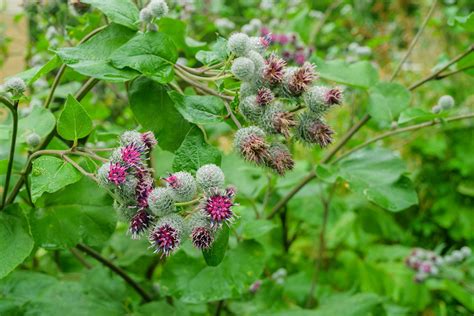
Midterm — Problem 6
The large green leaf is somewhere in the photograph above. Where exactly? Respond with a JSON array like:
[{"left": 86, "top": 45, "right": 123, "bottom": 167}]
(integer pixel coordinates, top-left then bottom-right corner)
[
  {"left": 196, "top": 37, "right": 228, "bottom": 65},
  {"left": 172, "top": 126, "right": 222, "bottom": 173},
  {"left": 169, "top": 91, "right": 226, "bottom": 125},
  {"left": 18, "top": 107, "right": 55, "bottom": 143},
  {"left": 334, "top": 148, "right": 418, "bottom": 211},
  {"left": 111, "top": 32, "right": 178, "bottom": 83},
  {"left": 57, "top": 95, "right": 93, "bottom": 142},
  {"left": 0, "top": 205, "right": 34, "bottom": 278},
  {"left": 30, "top": 156, "right": 82, "bottom": 203},
  {"left": 128, "top": 77, "right": 191, "bottom": 152},
  {"left": 56, "top": 24, "right": 138, "bottom": 82},
  {"left": 202, "top": 225, "right": 229, "bottom": 266},
  {"left": 312, "top": 57, "right": 379, "bottom": 89},
  {"left": 30, "top": 178, "right": 116, "bottom": 249},
  {"left": 81, "top": 0, "right": 139, "bottom": 30},
  {"left": 368, "top": 82, "right": 411, "bottom": 127}
]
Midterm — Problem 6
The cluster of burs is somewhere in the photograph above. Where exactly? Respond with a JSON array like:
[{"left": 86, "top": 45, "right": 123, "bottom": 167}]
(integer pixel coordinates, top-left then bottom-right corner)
[
  {"left": 405, "top": 246, "right": 472, "bottom": 283},
  {"left": 228, "top": 32, "right": 343, "bottom": 176},
  {"left": 97, "top": 131, "right": 236, "bottom": 257}
]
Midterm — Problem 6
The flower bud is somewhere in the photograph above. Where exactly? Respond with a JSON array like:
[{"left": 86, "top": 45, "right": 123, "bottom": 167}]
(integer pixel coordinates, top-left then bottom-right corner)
[
  {"left": 113, "top": 201, "right": 136, "bottom": 222},
  {"left": 120, "top": 131, "right": 145, "bottom": 148},
  {"left": 304, "top": 86, "right": 342, "bottom": 114},
  {"left": 148, "top": 187, "right": 176, "bottom": 216},
  {"left": 285, "top": 62, "right": 316, "bottom": 96},
  {"left": 297, "top": 113, "right": 334, "bottom": 148},
  {"left": 260, "top": 103, "right": 296, "bottom": 137},
  {"left": 452, "top": 250, "right": 464, "bottom": 262},
  {"left": 266, "top": 143, "right": 294, "bottom": 175},
  {"left": 239, "top": 96, "right": 264, "bottom": 123},
  {"left": 231, "top": 57, "right": 255, "bottom": 81},
  {"left": 129, "top": 209, "right": 153, "bottom": 239},
  {"left": 256, "top": 87, "right": 274, "bottom": 106},
  {"left": 246, "top": 50, "right": 265, "bottom": 74},
  {"left": 196, "top": 164, "right": 225, "bottom": 193},
  {"left": 249, "top": 37, "right": 267, "bottom": 54},
  {"left": 240, "top": 81, "right": 258, "bottom": 99},
  {"left": 164, "top": 171, "right": 197, "bottom": 202},
  {"left": 227, "top": 32, "right": 251, "bottom": 57},
  {"left": 4, "top": 77, "right": 26, "bottom": 97},
  {"left": 188, "top": 211, "right": 214, "bottom": 249},
  {"left": 438, "top": 95, "right": 455, "bottom": 110},
  {"left": 414, "top": 272, "right": 427, "bottom": 283},
  {"left": 234, "top": 126, "right": 270, "bottom": 164},
  {"left": 200, "top": 188, "right": 236, "bottom": 227},
  {"left": 148, "top": 0, "right": 168, "bottom": 19},
  {"left": 118, "top": 176, "right": 139, "bottom": 201},
  {"left": 139, "top": 7, "right": 153, "bottom": 22},
  {"left": 431, "top": 105, "right": 442, "bottom": 114},
  {"left": 263, "top": 54, "right": 286, "bottom": 85},
  {"left": 460, "top": 246, "right": 472, "bottom": 258},
  {"left": 141, "top": 131, "right": 157, "bottom": 150},
  {"left": 26, "top": 132, "right": 41, "bottom": 148},
  {"left": 149, "top": 213, "right": 184, "bottom": 256}
]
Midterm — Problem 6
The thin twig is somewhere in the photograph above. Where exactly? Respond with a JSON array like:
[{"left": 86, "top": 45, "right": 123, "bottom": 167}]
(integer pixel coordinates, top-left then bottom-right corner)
[
  {"left": 308, "top": 0, "right": 342, "bottom": 47},
  {"left": 76, "top": 243, "right": 152, "bottom": 302},
  {"left": 224, "top": 101, "right": 242, "bottom": 128},
  {"left": 1, "top": 100, "right": 18, "bottom": 210},
  {"left": 434, "top": 64, "right": 474, "bottom": 80},
  {"left": 175, "top": 67, "right": 234, "bottom": 101}
]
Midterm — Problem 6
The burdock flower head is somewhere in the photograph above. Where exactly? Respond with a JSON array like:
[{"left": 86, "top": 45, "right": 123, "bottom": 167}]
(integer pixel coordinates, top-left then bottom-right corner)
[
  {"left": 147, "top": 187, "right": 176, "bottom": 217},
  {"left": 188, "top": 211, "right": 214, "bottom": 249},
  {"left": 121, "top": 144, "right": 143, "bottom": 167},
  {"left": 149, "top": 214, "right": 184, "bottom": 256},
  {"left": 234, "top": 126, "right": 270, "bottom": 164},
  {"left": 266, "top": 143, "right": 294, "bottom": 175},
  {"left": 256, "top": 87, "right": 274, "bottom": 106},
  {"left": 164, "top": 171, "right": 197, "bottom": 202},
  {"left": 231, "top": 57, "right": 256, "bottom": 81},
  {"left": 261, "top": 103, "right": 296, "bottom": 137},
  {"left": 263, "top": 54, "right": 286, "bottom": 85},
  {"left": 196, "top": 164, "right": 225, "bottom": 193},
  {"left": 304, "top": 86, "right": 343, "bottom": 114},
  {"left": 201, "top": 187, "right": 236, "bottom": 227},
  {"left": 227, "top": 32, "right": 251, "bottom": 57},
  {"left": 141, "top": 131, "right": 157, "bottom": 150},
  {"left": 297, "top": 113, "right": 334, "bottom": 148},
  {"left": 286, "top": 62, "right": 316, "bottom": 96},
  {"left": 4, "top": 77, "right": 26, "bottom": 97},
  {"left": 129, "top": 209, "right": 154, "bottom": 239},
  {"left": 239, "top": 96, "right": 265, "bottom": 123},
  {"left": 135, "top": 167, "right": 154, "bottom": 208},
  {"left": 108, "top": 162, "right": 127, "bottom": 185}
]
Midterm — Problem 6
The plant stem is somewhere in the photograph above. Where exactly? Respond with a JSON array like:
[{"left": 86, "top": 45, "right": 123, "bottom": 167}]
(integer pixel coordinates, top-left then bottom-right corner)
[
  {"left": 308, "top": 0, "right": 342, "bottom": 47},
  {"left": 334, "top": 112, "right": 474, "bottom": 163},
  {"left": 1, "top": 100, "right": 19, "bottom": 210},
  {"left": 175, "top": 67, "right": 234, "bottom": 101},
  {"left": 76, "top": 243, "right": 152, "bottom": 302},
  {"left": 175, "top": 197, "right": 201, "bottom": 207},
  {"left": 44, "top": 64, "right": 66, "bottom": 109},
  {"left": 435, "top": 65, "right": 474, "bottom": 80},
  {"left": 224, "top": 101, "right": 242, "bottom": 128},
  {"left": 70, "top": 248, "right": 93, "bottom": 269}
]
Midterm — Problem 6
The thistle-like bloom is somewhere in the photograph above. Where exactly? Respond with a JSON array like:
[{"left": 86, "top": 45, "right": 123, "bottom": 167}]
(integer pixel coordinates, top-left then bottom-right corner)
[
  {"left": 263, "top": 54, "right": 286, "bottom": 85},
  {"left": 234, "top": 126, "right": 270, "bottom": 165},
  {"left": 191, "top": 227, "right": 214, "bottom": 249},
  {"left": 266, "top": 143, "right": 294, "bottom": 175},
  {"left": 141, "top": 131, "right": 157, "bottom": 150},
  {"left": 164, "top": 171, "right": 197, "bottom": 202},
  {"left": 261, "top": 104, "right": 296, "bottom": 137},
  {"left": 196, "top": 164, "right": 225, "bottom": 193},
  {"left": 227, "top": 32, "right": 251, "bottom": 57},
  {"left": 297, "top": 114, "right": 334, "bottom": 148},
  {"left": 147, "top": 187, "right": 176, "bottom": 216},
  {"left": 149, "top": 214, "right": 184, "bottom": 256},
  {"left": 304, "top": 86, "right": 343, "bottom": 114},
  {"left": 108, "top": 163, "right": 127, "bottom": 185},
  {"left": 325, "top": 88, "right": 343, "bottom": 106},
  {"left": 135, "top": 167, "right": 154, "bottom": 208},
  {"left": 129, "top": 209, "right": 153, "bottom": 239},
  {"left": 256, "top": 87, "right": 274, "bottom": 106},
  {"left": 287, "top": 62, "right": 316, "bottom": 96},
  {"left": 201, "top": 188, "right": 236, "bottom": 226},
  {"left": 121, "top": 144, "right": 142, "bottom": 166}
]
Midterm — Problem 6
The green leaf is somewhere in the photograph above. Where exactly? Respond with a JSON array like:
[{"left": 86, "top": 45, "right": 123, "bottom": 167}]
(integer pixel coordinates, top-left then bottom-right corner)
[
  {"left": 312, "top": 57, "right": 379, "bottom": 89},
  {"left": 81, "top": 0, "right": 139, "bottom": 30},
  {"left": 31, "top": 178, "right": 117, "bottom": 249},
  {"left": 56, "top": 24, "right": 138, "bottom": 82},
  {"left": 0, "top": 205, "right": 34, "bottom": 278},
  {"left": 128, "top": 77, "right": 191, "bottom": 152},
  {"left": 203, "top": 225, "right": 229, "bottom": 266},
  {"left": 368, "top": 82, "right": 411, "bottom": 127},
  {"left": 18, "top": 107, "right": 55, "bottom": 143},
  {"left": 241, "top": 219, "right": 277, "bottom": 239},
  {"left": 8, "top": 56, "right": 60, "bottom": 85},
  {"left": 398, "top": 107, "right": 440, "bottom": 125},
  {"left": 196, "top": 37, "right": 228, "bottom": 65},
  {"left": 172, "top": 126, "right": 222, "bottom": 173},
  {"left": 57, "top": 95, "right": 93, "bottom": 142},
  {"left": 169, "top": 91, "right": 226, "bottom": 124},
  {"left": 335, "top": 148, "right": 418, "bottom": 211},
  {"left": 444, "top": 279, "right": 474, "bottom": 311},
  {"left": 30, "top": 156, "right": 82, "bottom": 203},
  {"left": 111, "top": 32, "right": 178, "bottom": 83}
]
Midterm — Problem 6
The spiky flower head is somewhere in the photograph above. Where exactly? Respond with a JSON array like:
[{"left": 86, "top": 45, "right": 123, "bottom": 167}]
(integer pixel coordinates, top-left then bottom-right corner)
[
  {"left": 135, "top": 167, "right": 154, "bottom": 208},
  {"left": 121, "top": 144, "right": 143, "bottom": 167},
  {"left": 246, "top": 50, "right": 265, "bottom": 74},
  {"left": 249, "top": 36, "right": 269, "bottom": 54},
  {"left": 119, "top": 131, "right": 145, "bottom": 149},
  {"left": 227, "top": 32, "right": 251, "bottom": 57},
  {"left": 297, "top": 113, "right": 334, "bottom": 148},
  {"left": 286, "top": 62, "right": 316, "bottom": 96},
  {"left": 114, "top": 201, "right": 137, "bottom": 222},
  {"left": 240, "top": 81, "right": 258, "bottom": 99},
  {"left": 438, "top": 95, "right": 455, "bottom": 110},
  {"left": 149, "top": 214, "right": 184, "bottom": 256},
  {"left": 164, "top": 171, "right": 197, "bottom": 202},
  {"left": 129, "top": 209, "right": 154, "bottom": 239},
  {"left": 108, "top": 162, "right": 128, "bottom": 185},
  {"left": 188, "top": 211, "right": 214, "bottom": 249},
  {"left": 4, "top": 77, "right": 26, "bottom": 97},
  {"left": 231, "top": 57, "right": 255, "bottom": 81},
  {"left": 148, "top": 0, "right": 168, "bottom": 18},
  {"left": 26, "top": 132, "right": 41, "bottom": 148},
  {"left": 261, "top": 103, "right": 296, "bottom": 137},
  {"left": 148, "top": 187, "right": 176, "bottom": 217},
  {"left": 234, "top": 126, "right": 270, "bottom": 164},
  {"left": 239, "top": 96, "right": 264, "bottom": 123},
  {"left": 266, "top": 143, "right": 294, "bottom": 175},
  {"left": 201, "top": 188, "right": 236, "bottom": 227},
  {"left": 263, "top": 54, "right": 286, "bottom": 85},
  {"left": 139, "top": 7, "right": 153, "bottom": 22},
  {"left": 256, "top": 87, "right": 274, "bottom": 106},
  {"left": 97, "top": 163, "right": 112, "bottom": 187},
  {"left": 141, "top": 131, "right": 157, "bottom": 150},
  {"left": 304, "top": 86, "right": 343, "bottom": 114},
  {"left": 196, "top": 164, "right": 225, "bottom": 193},
  {"left": 118, "top": 176, "right": 139, "bottom": 201}
]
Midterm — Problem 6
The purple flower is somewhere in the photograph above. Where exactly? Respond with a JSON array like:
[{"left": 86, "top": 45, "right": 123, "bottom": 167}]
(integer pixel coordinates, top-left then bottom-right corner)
[
  {"left": 202, "top": 189, "right": 236, "bottom": 226},
  {"left": 129, "top": 210, "right": 153, "bottom": 239},
  {"left": 149, "top": 224, "right": 180, "bottom": 257},
  {"left": 191, "top": 227, "right": 214, "bottom": 249},
  {"left": 135, "top": 168, "right": 154, "bottom": 208},
  {"left": 264, "top": 54, "right": 287, "bottom": 85},
  {"left": 121, "top": 144, "right": 142, "bottom": 166},
  {"left": 141, "top": 131, "right": 157, "bottom": 150},
  {"left": 108, "top": 163, "right": 127, "bottom": 185}
]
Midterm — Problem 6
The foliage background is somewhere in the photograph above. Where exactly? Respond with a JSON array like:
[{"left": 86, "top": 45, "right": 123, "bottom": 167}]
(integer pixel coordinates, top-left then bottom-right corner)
[{"left": 0, "top": 0, "right": 473, "bottom": 315}]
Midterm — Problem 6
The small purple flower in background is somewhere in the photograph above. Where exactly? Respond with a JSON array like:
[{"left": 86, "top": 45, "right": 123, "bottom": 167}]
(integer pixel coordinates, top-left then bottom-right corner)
[
  {"left": 108, "top": 163, "right": 127, "bottom": 185},
  {"left": 249, "top": 280, "right": 262, "bottom": 293}
]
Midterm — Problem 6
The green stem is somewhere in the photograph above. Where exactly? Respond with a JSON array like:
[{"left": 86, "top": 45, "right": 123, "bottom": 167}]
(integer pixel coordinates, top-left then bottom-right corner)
[
  {"left": 175, "top": 197, "right": 201, "bottom": 207},
  {"left": 1, "top": 100, "right": 19, "bottom": 210}
]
